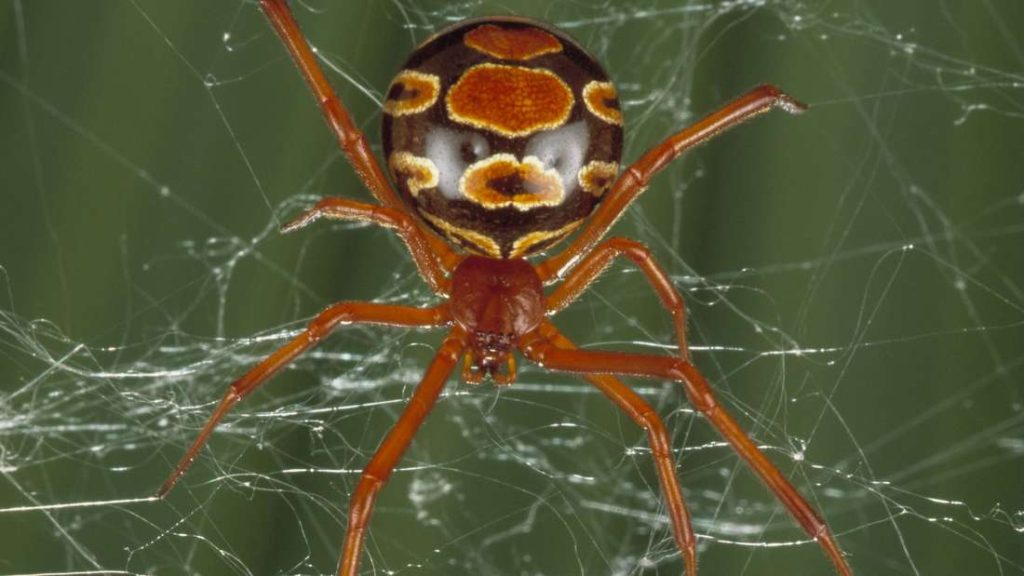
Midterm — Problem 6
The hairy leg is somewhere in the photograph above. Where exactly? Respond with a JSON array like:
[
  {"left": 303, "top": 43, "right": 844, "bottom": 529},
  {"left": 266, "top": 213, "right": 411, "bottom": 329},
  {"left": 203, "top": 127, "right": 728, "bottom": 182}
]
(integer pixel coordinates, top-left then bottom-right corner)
[
  {"left": 539, "top": 85, "right": 806, "bottom": 279},
  {"left": 519, "top": 322, "right": 853, "bottom": 576},
  {"left": 544, "top": 236, "right": 690, "bottom": 359},
  {"left": 260, "top": 0, "right": 404, "bottom": 210},
  {"left": 157, "top": 302, "right": 450, "bottom": 497},
  {"left": 337, "top": 327, "right": 467, "bottom": 576},
  {"left": 283, "top": 197, "right": 458, "bottom": 294},
  {"left": 543, "top": 325, "right": 698, "bottom": 574}
]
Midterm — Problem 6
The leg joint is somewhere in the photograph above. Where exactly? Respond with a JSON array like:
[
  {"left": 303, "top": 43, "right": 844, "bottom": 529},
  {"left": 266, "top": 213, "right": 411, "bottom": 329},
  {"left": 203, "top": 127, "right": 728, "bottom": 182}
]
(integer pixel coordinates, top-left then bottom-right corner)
[
  {"left": 669, "top": 360, "right": 718, "bottom": 413},
  {"left": 307, "top": 302, "right": 357, "bottom": 340},
  {"left": 604, "top": 236, "right": 652, "bottom": 261},
  {"left": 624, "top": 166, "right": 649, "bottom": 189},
  {"left": 338, "top": 125, "right": 370, "bottom": 152},
  {"left": 517, "top": 331, "right": 550, "bottom": 365},
  {"left": 347, "top": 472, "right": 385, "bottom": 529},
  {"left": 637, "top": 406, "right": 673, "bottom": 459}
]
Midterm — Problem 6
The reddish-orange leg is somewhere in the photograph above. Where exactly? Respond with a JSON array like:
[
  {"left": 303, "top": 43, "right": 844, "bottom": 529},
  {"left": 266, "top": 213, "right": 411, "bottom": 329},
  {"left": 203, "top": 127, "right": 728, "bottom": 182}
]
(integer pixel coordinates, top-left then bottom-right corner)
[
  {"left": 156, "top": 302, "right": 450, "bottom": 497},
  {"left": 259, "top": 0, "right": 460, "bottom": 274},
  {"left": 520, "top": 322, "right": 853, "bottom": 576},
  {"left": 260, "top": 0, "right": 401, "bottom": 210},
  {"left": 337, "top": 327, "right": 467, "bottom": 576},
  {"left": 282, "top": 197, "right": 457, "bottom": 293},
  {"left": 543, "top": 328, "right": 698, "bottom": 574},
  {"left": 546, "top": 236, "right": 691, "bottom": 359},
  {"left": 537, "top": 85, "right": 807, "bottom": 281}
]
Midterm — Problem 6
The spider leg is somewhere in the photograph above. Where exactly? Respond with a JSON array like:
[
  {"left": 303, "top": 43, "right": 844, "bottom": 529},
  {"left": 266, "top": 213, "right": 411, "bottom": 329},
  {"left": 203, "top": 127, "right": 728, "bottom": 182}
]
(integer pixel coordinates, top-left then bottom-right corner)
[
  {"left": 538, "top": 85, "right": 807, "bottom": 279},
  {"left": 541, "top": 325, "right": 698, "bottom": 574},
  {"left": 260, "top": 0, "right": 404, "bottom": 210},
  {"left": 545, "top": 237, "right": 690, "bottom": 360},
  {"left": 519, "top": 322, "right": 853, "bottom": 576},
  {"left": 337, "top": 326, "right": 467, "bottom": 576},
  {"left": 282, "top": 197, "right": 458, "bottom": 294},
  {"left": 156, "top": 302, "right": 450, "bottom": 498}
]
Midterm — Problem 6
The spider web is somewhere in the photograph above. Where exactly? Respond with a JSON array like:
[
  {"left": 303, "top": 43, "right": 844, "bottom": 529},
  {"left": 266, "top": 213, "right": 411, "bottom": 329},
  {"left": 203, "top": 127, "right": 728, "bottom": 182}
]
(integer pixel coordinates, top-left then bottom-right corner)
[{"left": 1, "top": 0, "right": 1022, "bottom": 575}]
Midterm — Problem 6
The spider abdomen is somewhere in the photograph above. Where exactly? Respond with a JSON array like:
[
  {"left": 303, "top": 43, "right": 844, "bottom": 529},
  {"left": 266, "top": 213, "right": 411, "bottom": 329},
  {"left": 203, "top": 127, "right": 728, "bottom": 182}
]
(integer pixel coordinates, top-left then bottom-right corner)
[{"left": 382, "top": 17, "right": 623, "bottom": 259}]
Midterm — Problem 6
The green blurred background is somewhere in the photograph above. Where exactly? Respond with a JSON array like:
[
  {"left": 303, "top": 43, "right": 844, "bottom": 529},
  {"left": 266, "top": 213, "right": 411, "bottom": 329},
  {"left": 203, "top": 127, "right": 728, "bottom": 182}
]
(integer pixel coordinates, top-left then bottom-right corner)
[{"left": 1, "top": 1, "right": 1022, "bottom": 575}]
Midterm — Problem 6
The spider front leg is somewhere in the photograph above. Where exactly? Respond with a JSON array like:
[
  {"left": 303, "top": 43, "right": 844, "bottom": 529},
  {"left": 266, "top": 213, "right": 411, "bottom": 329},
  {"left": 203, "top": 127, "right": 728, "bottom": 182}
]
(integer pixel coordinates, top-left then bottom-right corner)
[
  {"left": 337, "top": 327, "right": 467, "bottom": 576},
  {"left": 544, "top": 237, "right": 691, "bottom": 360},
  {"left": 282, "top": 197, "right": 458, "bottom": 294},
  {"left": 540, "top": 85, "right": 807, "bottom": 278},
  {"left": 156, "top": 302, "right": 450, "bottom": 498},
  {"left": 519, "top": 322, "right": 854, "bottom": 576}
]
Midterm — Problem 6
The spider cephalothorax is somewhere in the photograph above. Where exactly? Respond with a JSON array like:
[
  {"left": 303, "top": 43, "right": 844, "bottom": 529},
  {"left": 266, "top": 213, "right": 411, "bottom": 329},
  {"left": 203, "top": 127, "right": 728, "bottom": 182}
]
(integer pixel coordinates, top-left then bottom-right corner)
[
  {"left": 382, "top": 18, "right": 622, "bottom": 259},
  {"left": 450, "top": 256, "right": 544, "bottom": 384},
  {"left": 157, "top": 3, "right": 854, "bottom": 576}
]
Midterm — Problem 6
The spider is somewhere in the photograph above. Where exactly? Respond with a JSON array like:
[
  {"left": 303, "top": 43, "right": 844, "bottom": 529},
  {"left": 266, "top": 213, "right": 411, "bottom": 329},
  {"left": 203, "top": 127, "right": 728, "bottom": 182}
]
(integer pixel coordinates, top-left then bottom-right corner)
[{"left": 157, "top": 2, "right": 853, "bottom": 574}]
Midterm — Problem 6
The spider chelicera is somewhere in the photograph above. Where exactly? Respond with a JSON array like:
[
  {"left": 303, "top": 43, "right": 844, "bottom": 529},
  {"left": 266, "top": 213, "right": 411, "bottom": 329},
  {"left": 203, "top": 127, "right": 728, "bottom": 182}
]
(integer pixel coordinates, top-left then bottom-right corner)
[{"left": 157, "top": 2, "right": 853, "bottom": 574}]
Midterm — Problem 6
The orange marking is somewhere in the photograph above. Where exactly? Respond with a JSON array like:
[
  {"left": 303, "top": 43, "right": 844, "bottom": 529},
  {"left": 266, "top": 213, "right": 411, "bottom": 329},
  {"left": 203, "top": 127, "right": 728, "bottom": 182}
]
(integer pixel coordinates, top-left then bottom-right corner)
[
  {"left": 447, "top": 64, "right": 573, "bottom": 137},
  {"left": 383, "top": 70, "right": 441, "bottom": 116},
  {"left": 460, "top": 154, "right": 564, "bottom": 211},
  {"left": 420, "top": 211, "right": 502, "bottom": 258},
  {"left": 464, "top": 24, "right": 563, "bottom": 61},
  {"left": 389, "top": 151, "right": 439, "bottom": 197},
  {"left": 583, "top": 81, "right": 622, "bottom": 125},
  {"left": 510, "top": 220, "right": 583, "bottom": 258},
  {"left": 578, "top": 161, "right": 619, "bottom": 197}
]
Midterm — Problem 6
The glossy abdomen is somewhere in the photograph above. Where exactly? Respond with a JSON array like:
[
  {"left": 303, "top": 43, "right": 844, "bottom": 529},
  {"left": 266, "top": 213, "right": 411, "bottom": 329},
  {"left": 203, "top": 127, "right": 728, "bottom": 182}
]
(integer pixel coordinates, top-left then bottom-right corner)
[{"left": 382, "top": 17, "right": 623, "bottom": 258}]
